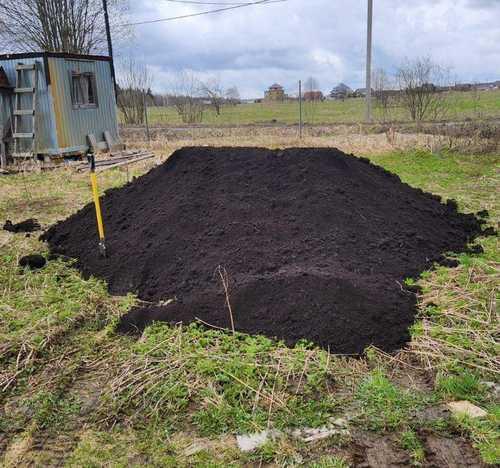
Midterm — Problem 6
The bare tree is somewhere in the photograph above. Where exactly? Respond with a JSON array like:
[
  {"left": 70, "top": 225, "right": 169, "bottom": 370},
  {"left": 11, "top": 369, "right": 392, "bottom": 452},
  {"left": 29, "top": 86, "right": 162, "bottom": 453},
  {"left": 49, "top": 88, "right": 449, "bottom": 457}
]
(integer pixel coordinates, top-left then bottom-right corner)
[
  {"left": 372, "top": 68, "right": 395, "bottom": 122},
  {"left": 0, "top": 0, "right": 129, "bottom": 54},
  {"left": 303, "top": 76, "right": 321, "bottom": 124},
  {"left": 116, "top": 58, "right": 152, "bottom": 125},
  {"left": 304, "top": 76, "right": 320, "bottom": 94},
  {"left": 397, "top": 57, "right": 450, "bottom": 122},
  {"left": 225, "top": 86, "right": 240, "bottom": 105},
  {"left": 202, "top": 78, "right": 224, "bottom": 116},
  {"left": 170, "top": 71, "right": 204, "bottom": 124}
]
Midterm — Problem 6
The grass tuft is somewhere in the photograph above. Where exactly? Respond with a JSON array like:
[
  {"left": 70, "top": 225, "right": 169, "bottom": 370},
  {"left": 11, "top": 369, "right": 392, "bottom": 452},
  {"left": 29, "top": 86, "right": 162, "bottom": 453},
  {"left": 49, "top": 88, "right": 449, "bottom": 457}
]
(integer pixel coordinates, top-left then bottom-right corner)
[{"left": 356, "top": 369, "right": 427, "bottom": 431}]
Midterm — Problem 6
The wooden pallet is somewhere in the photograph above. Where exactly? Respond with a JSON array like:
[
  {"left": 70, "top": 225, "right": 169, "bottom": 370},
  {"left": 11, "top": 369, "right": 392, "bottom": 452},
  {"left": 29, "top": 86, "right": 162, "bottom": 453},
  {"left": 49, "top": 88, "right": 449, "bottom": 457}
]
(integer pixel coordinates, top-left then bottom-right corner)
[
  {"left": 5, "top": 150, "right": 157, "bottom": 173},
  {"left": 73, "top": 150, "right": 157, "bottom": 172}
]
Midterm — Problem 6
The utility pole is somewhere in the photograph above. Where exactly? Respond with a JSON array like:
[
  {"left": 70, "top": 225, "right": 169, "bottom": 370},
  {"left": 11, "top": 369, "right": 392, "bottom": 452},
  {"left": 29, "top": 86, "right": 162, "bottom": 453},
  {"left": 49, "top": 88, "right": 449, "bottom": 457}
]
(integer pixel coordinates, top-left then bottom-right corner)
[
  {"left": 365, "top": 0, "right": 373, "bottom": 122},
  {"left": 299, "top": 80, "right": 303, "bottom": 139},
  {"left": 103, "top": 0, "right": 117, "bottom": 99},
  {"left": 143, "top": 90, "right": 150, "bottom": 143}
]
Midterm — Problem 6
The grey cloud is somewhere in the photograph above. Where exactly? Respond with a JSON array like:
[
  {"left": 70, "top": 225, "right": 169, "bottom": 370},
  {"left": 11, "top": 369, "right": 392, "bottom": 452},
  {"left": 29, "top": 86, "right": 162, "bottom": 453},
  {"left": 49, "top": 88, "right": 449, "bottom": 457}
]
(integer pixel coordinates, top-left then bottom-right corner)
[{"left": 120, "top": 0, "right": 500, "bottom": 98}]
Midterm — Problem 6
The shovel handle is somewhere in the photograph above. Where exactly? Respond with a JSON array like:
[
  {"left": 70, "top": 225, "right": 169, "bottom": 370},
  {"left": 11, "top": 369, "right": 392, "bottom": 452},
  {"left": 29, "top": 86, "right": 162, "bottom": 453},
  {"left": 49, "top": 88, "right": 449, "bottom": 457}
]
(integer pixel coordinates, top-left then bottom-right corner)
[{"left": 88, "top": 154, "right": 105, "bottom": 242}]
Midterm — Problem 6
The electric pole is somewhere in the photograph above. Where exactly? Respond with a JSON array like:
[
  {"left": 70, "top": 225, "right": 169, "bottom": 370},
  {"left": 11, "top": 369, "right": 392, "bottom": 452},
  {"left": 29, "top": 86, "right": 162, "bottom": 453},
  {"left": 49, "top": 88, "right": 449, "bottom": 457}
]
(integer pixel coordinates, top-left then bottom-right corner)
[
  {"left": 365, "top": 0, "right": 373, "bottom": 122},
  {"left": 299, "top": 80, "right": 303, "bottom": 139},
  {"left": 103, "top": 0, "right": 117, "bottom": 99}
]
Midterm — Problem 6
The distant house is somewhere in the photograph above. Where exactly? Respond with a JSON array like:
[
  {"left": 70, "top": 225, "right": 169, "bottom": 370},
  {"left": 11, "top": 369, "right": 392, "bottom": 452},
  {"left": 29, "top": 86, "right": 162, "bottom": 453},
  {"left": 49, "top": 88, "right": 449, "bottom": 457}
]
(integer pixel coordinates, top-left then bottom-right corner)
[
  {"left": 265, "top": 83, "right": 286, "bottom": 101},
  {"left": 452, "top": 81, "right": 500, "bottom": 92},
  {"left": 303, "top": 90, "right": 324, "bottom": 101},
  {"left": 354, "top": 87, "right": 374, "bottom": 97},
  {"left": 474, "top": 81, "right": 500, "bottom": 91},
  {"left": 329, "top": 83, "right": 352, "bottom": 99}
]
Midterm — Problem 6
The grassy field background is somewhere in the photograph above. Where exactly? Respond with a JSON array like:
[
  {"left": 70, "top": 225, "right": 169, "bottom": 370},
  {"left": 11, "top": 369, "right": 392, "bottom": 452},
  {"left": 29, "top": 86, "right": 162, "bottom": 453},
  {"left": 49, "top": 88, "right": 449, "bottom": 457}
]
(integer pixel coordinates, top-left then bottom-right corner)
[
  {"left": 138, "top": 89, "right": 500, "bottom": 126},
  {"left": 0, "top": 140, "right": 499, "bottom": 466}
]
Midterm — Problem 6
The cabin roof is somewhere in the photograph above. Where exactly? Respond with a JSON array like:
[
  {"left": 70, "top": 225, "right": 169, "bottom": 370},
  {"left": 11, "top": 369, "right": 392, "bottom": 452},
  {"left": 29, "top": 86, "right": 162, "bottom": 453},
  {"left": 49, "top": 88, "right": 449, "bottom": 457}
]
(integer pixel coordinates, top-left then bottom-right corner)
[{"left": 0, "top": 52, "right": 111, "bottom": 62}]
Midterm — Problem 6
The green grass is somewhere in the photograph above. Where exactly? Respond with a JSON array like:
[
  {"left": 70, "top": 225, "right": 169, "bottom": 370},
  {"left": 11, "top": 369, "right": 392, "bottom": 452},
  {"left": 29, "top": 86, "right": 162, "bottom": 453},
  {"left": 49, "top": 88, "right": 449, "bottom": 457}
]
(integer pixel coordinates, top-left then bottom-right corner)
[
  {"left": 398, "top": 429, "right": 425, "bottom": 465},
  {"left": 452, "top": 409, "right": 500, "bottom": 465},
  {"left": 435, "top": 371, "right": 488, "bottom": 403},
  {"left": 99, "top": 322, "right": 340, "bottom": 436},
  {"left": 140, "top": 89, "right": 500, "bottom": 126},
  {"left": 308, "top": 455, "right": 350, "bottom": 468},
  {"left": 356, "top": 369, "right": 428, "bottom": 431},
  {"left": 0, "top": 143, "right": 498, "bottom": 465}
]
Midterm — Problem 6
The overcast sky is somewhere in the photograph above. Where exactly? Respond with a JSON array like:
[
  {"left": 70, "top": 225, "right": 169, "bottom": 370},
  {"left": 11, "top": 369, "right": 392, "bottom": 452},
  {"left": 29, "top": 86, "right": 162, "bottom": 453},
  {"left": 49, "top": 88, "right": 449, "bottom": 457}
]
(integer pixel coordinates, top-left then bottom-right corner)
[{"left": 120, "top": 0, "right": 500, "bottom": 98}]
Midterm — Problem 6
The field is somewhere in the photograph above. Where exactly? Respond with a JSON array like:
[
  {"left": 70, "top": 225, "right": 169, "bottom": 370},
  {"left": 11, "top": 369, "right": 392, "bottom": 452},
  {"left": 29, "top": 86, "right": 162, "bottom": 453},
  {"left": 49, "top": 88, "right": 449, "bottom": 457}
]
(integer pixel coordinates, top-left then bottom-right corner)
[
  {"left": 0, "top": 134, "right": 499, "bottom": 466},
  {"left": 140, "top": 90, "right": 500, "bottom": 126}
]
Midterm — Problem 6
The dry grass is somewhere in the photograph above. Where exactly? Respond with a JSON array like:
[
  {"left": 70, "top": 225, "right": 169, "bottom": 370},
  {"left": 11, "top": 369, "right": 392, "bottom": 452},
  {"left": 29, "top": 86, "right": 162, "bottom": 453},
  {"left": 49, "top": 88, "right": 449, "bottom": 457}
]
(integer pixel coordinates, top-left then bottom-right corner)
[
  {"left": 122, "top": 126, "right": 496, "bottom": 160},
  {"left": 411, "top": 245, "right": 499, "bottom": 377}
]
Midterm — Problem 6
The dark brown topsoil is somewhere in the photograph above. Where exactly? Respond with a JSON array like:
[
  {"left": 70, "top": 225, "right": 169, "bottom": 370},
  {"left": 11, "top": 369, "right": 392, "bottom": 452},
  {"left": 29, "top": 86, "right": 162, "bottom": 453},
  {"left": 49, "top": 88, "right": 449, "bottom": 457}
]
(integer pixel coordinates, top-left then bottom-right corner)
[
  {"left": 3, "top": 218, "right": 41, "bottom": 233},
  {"left": 42, "top": 147, "right": 488, "bottom": 354}
]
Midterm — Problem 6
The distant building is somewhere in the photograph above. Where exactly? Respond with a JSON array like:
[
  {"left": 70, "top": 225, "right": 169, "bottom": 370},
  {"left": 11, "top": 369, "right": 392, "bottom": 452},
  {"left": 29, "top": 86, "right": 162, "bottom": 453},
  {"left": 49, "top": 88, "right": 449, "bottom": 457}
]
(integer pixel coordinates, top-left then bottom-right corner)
[
  {"left": 474, "top": 81, "right": 500, "bottom": 91},
  {"left": 265, "top": 83, "right": 286, "bottom": 101},
  {"left": 451, "top": 81, "right": 500, "bottom": 92},
  {"left": 354, "top": 87, "right": 374, "bottom": 97},
  {"left": 329, "top": 83, "right": 352, "bottom": 99},
  {"left": 303, "top": 90, "right": 324, "bottom": 101}
]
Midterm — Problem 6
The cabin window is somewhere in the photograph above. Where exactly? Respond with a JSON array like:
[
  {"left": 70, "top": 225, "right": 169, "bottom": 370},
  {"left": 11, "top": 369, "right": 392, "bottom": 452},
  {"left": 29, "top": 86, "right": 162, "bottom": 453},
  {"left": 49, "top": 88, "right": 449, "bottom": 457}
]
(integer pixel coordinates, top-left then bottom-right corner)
[{"left": 71, "top": 72, "right": 97, "bottom": 108}]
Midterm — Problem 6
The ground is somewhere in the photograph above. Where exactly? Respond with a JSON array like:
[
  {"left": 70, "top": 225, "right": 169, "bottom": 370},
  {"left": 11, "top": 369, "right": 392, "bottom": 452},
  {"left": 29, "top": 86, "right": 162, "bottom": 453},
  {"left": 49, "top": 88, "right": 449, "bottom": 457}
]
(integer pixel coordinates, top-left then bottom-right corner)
[{"left": 0, "top": 132, "right": 498, "bottom": 467}]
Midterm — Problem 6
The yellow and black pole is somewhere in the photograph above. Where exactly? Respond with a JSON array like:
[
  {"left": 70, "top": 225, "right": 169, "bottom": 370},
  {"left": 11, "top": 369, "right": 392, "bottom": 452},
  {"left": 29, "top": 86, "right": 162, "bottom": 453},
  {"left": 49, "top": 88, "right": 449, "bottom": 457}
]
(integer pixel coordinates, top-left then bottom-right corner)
[{"left": 88, "top": 154, "right": 107, "bottom": 257}]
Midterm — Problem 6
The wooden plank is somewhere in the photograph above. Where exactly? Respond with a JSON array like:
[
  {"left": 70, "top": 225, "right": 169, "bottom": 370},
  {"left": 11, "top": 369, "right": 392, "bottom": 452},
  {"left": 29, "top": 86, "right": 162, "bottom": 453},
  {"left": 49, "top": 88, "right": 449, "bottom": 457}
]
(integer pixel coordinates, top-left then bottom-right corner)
[
  {"left": 95, "top": 153, "right": 151, "bottom": 166},
  {"left": 104, "top": 131, "right": 114, "bottom": 151},
  {"left": 74, "top": 152, "right": 154, "bottom": 171},
  {"left": 0, "top": 141, "right": 7, "bottom": 170},
  {"left": 95, "top": 154, "right": 155, "bottom": 172},
  {"left": 87, "top": 133, "right": 98, "bottom": 153}
]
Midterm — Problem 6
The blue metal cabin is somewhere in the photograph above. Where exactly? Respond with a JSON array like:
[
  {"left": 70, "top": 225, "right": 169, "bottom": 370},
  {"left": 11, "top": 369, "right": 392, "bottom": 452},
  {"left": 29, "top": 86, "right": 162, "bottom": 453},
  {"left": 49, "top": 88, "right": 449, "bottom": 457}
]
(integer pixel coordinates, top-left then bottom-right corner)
[{"left": 0, "top": 52, "right": 120, "bottom": 160}]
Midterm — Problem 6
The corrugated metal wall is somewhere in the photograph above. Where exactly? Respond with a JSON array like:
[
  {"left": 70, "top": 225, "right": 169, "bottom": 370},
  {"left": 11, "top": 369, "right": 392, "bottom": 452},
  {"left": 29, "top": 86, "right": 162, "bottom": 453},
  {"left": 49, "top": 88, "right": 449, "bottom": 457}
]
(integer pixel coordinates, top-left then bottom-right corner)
[
  {"left": 0, "top": 57, "right": 57, "bottom": 154},
  {"left": 0, "top": 54, "right": 119, "bottom": 156},
  {"left": 49, "top": 57, "right": 119, "bottom": 154}
]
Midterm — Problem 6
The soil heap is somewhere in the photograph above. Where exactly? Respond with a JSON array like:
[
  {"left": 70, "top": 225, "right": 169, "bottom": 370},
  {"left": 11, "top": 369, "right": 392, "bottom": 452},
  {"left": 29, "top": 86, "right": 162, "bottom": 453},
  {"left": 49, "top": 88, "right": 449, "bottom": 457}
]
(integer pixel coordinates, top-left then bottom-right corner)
[{"left": 42, "top": 147, "right": 486, "bottom": 354}]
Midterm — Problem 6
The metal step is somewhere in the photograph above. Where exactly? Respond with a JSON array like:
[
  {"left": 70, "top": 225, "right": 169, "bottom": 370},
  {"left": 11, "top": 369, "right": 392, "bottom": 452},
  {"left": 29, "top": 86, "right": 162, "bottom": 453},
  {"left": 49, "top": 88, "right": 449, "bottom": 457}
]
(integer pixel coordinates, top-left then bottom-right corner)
[
  {"left": 14, "top": 109, "right": 35, "bottom": 116},
  {"left": 13, "top": 133, "right": 34, "bottom": 138},
  {"left": 16, "top": 64, "right": 36, "bottom": 71},
  {"left": 14, "top": 87, "right": 35, "bottom": 93}
]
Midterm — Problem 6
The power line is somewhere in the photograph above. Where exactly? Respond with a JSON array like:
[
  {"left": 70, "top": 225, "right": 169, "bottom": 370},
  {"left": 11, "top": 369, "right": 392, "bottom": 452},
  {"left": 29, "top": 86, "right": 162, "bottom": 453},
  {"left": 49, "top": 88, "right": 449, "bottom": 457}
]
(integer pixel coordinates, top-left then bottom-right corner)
[
  {"left": 124, "top": 0, "right": 287, "bottom": 26},
  {"left": 161, "top": 0, "right": 283, "bottom": 4}
]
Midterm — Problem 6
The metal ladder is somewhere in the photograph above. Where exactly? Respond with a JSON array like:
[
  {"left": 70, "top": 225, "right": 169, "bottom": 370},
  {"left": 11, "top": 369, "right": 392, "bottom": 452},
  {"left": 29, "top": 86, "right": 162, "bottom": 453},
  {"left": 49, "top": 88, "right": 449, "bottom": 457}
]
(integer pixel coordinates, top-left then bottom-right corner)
[{"left": 13, "top": 63, "right": 38, "bottom": 159}]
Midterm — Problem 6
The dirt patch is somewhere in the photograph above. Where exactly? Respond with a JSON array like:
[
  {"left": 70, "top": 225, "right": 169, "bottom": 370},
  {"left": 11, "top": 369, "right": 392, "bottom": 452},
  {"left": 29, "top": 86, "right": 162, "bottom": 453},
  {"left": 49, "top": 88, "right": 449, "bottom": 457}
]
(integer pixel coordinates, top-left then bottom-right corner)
[
  {"left": 42, "top": 147, "right": 487, "bottom": 354},
  {"left": 3, "top": 218, "right": 41, "bottom": 233},
  {"left": 423, "top": 433, "right": 486, "bottom": 467}
]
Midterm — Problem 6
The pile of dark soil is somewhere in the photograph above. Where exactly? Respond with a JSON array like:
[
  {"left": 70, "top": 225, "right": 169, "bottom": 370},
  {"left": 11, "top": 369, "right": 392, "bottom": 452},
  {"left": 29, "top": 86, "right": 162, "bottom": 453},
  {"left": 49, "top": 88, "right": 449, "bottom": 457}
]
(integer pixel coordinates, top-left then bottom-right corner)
[
  {"left": 4, "top": 218, "right": 41, "bottom": 233},
  {"left": 42, "top": 147, "right": 488, "bottom": 354}
]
